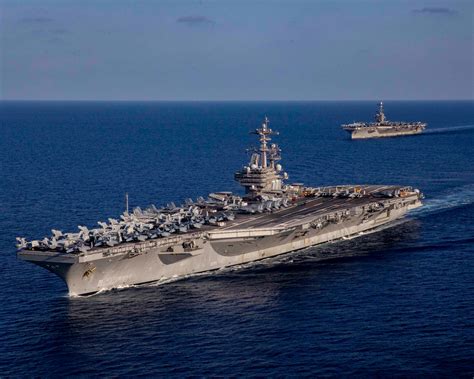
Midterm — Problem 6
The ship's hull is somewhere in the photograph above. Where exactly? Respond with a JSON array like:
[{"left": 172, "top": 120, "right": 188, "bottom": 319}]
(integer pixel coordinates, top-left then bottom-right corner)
[
  {"left": 346, "top": 127, "right": 424, "bottom": 139},
  {"left": 19, "top": 193, "right": 422, "bottom": 296}
]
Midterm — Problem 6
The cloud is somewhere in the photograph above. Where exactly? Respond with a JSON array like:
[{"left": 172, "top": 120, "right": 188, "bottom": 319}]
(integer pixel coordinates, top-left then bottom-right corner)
[
  {"left": 176, "top": 16, "right": 214, "bottom": 26},
  {"left": 19, "top": 16, "right": 54, "bottom": 24},
  {"left": 412, "top": 7, "right": 457, "bottom": 15}
]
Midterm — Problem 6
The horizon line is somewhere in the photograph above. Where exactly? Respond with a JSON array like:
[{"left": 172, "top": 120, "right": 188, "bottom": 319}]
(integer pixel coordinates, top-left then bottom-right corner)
[{"left": 1, "top": 98, "right": 473, "bottom": 102}]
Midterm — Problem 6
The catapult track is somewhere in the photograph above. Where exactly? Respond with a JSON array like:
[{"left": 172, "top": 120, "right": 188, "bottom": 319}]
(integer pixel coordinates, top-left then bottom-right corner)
[{"left": 224, "top": 185, "right": 401, "bottom": 230}]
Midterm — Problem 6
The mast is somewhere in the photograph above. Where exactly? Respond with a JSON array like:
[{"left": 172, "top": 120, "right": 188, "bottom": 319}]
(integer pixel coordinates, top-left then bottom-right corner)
[
  {"left": 254, "top": 116, "right": 277, "bottom": 169},
  {"left": 376, "top": 101, "right": 386, "bottom": 123}
]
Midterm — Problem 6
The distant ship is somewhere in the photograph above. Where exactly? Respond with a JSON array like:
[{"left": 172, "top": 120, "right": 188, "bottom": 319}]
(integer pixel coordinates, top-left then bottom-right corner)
[
  {"left": 17, "top": 117, "right": 423, "bottom": 296},
  {"left": 342, "top": 102, "right": 427, "bottom": 139}
]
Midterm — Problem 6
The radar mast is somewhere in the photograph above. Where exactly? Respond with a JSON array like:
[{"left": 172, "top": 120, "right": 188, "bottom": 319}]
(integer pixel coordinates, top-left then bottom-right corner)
[
  {"left": 375, "top": 101, "right": 386, "bottom": 123},
  {"left": 253, "top": 116, "right": 278, "bottom": 169}
]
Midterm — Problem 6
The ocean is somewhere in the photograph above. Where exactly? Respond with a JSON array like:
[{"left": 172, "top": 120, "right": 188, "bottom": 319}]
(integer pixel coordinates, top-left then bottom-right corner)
[{"left": 0, "top": 101, "right": 473, "bottom": 376}]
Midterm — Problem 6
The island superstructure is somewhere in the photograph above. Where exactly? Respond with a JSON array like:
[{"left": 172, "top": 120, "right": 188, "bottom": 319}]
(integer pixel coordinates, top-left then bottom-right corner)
[
  {"left": 342, "top": 102, "right": 427, "bottom": 139},
  {"left": 17, "top": 116, "right": 423, "bottom": 296}
]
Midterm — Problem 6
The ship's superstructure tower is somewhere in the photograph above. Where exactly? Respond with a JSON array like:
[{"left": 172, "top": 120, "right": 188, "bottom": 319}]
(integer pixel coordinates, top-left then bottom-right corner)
[
  {"left": 375, "top": 101, "right": 386, "bottom": 124},
  {"left": 235, "top": 117, "right": 288, "bottom": 197}
]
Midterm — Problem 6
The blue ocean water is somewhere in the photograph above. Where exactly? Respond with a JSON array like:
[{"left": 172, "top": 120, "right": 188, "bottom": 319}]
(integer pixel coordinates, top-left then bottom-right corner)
[{"left": 0, "top": 101, "right": 473, "bottom": 376}]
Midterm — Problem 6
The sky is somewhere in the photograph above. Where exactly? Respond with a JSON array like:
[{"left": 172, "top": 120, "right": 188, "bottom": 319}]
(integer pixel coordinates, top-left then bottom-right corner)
[{"left": 1, "top": 0, "right": 473, "bottom": 100}]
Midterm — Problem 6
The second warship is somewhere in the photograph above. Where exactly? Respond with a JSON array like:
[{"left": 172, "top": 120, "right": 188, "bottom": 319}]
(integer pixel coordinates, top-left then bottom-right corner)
[
  {"left": 342, "top": 102, "right": 427, "bottom": 139},
  {"left": 17, "top": 117, "right": 423, "bottom": 296}
]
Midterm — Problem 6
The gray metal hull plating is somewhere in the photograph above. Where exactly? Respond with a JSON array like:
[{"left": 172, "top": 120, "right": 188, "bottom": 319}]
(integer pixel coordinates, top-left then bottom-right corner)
[
  {"left": 19, "top": 197, "right": 421, "bottom": 296},
  {"left": 349, "top": 127, "right": 424, "bottom": 139}
]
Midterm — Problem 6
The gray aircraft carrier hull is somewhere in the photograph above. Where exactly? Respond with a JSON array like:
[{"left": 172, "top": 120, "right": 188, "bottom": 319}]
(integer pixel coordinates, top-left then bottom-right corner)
[
  {"left": 349, "top": 127, "right": 424, "bottom": 139},
  {"left": 18, "top": 191, "right": 422, "bottom": 296}
]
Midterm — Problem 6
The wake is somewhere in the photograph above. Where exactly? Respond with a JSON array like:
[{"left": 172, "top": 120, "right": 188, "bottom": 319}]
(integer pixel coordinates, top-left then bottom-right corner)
[
  {"left": 423, "top": 124, "right": 474, "bottom": 135},
  {"left": 410, "top": 184, "right": 474, "bottom": 218}
]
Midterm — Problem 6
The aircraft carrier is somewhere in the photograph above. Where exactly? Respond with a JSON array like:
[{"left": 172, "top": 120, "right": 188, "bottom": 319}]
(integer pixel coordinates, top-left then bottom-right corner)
[
  {"left": 17, "top": 117, "right": 423, "bottom": 296},
  {"left": 342, "top": 102, "right": 427, "bottom": 139}
]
